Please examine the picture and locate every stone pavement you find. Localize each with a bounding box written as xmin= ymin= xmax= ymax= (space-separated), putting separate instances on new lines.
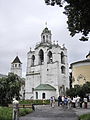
xmin=20 ymin=104 xmax=78 ymax=120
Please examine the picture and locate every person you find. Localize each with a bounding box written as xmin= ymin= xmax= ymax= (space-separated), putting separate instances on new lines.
xmin=72 ymin=97 xmax=76 ymax=108
xmin=52 ymin=96 xmax=55 ymax=107
xmin=76 ymin=95 xmax=80 ymax=108
xmin=67 ymin=96 xmax=71 ymax=109
xmin=79 ymin=97 xmax=83 ymax=108
xmin=64 ymin=96 xmax=68 ymax=107
xmin=12 ymin=98 xmax=19 ymax=120
xmin=62 ymin=95 xmax=65 ymax=108
xmin=50 ymin=96 xmax=53 ymax=107
xmin=83 ymin=96 xmax=88 ymax=109
xmin=58 ymin=96 xmax=62 ymax=106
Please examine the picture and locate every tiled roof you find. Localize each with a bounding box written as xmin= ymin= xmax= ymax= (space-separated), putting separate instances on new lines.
xmin=12 ymin=56 xmax=22 ymax=64
xmin=34 ymin=84 xmax=56 ymax=91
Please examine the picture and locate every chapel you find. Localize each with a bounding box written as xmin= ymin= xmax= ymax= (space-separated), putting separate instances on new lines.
xmin=25 ymin=26 xmax=69 ymax=100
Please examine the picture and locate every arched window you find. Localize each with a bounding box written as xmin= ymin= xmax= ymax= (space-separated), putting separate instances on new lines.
xmin=61 ymin=66 xmax=65 ymax=74
xmin=43 ymin=36 xmax=45 ymax=42
xmin=39 ymin=49 xmax=44 ymax=65
xmin=47 ymin=51 xmax=52 ymax=63
xmin=31 ymin=55 xmax=35 ymax=66
xmin=19 ymin=64 xmax=21 ymax=67
xmin=61 ymin=52 xmax=65 ymax=64
xmin=42 ymin=93 xmax=45 ymax=99
xmin=36 ymin=92 xmax=38 ymax=99
xmin=15 ymin=64 xmax=17 ymax=67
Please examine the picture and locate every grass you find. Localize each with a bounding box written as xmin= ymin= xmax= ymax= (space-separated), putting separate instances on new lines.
xmin=79 ymin=113 xmax=90 ymax=120
xmin=0 ymin=106 xmax=33 ymax=120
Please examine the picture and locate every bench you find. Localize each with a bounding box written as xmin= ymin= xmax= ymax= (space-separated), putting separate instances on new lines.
xmin=8 ymin=104 xmax=35 ymax=110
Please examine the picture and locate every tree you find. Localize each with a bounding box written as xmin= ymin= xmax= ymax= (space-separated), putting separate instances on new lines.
xmin=44 ymin=0 xmax=90 ymax=41
xmin=66 ymin=82 xmax=90 ymax=98
xmin=0 ymin=73 xmax=21 ymax=106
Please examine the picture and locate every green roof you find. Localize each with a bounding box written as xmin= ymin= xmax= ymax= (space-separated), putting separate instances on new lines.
xmin=34 ymin=84 xmax=56 ymax=91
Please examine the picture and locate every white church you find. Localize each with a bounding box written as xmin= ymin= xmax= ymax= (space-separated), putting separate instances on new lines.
xmin=25 ymin=26 xmax=69 ymax=100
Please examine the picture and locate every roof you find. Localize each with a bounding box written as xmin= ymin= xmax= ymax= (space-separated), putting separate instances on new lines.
xmin=86 ymin=51 xmax=90 ymax=58
xmin=12 ymin=56 xmax=22 ymax=64
xmin=34 ymin=84 xmax=56 ymax=91
xmin=70 ymin=59 xmax=90 ymax=68
xmin=41 ymin=27 xmax=51 ymax=34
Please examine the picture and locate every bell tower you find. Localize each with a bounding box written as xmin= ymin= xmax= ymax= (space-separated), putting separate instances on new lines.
xmin=41 ymin=24 xmax=52 ymax=44
xmin=11 ymin=56 xmax=22 ymax=77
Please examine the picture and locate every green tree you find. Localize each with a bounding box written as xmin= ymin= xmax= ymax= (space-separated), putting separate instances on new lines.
xmin=44 ymin=0 xmax=90 ymax=41
xmin=0 ymin=73 xmax=21 ymax=106
xmin=66 ymin=82 xmax=90 ymax=98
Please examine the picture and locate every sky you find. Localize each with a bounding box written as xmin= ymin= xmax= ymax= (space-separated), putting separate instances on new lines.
xmin=0 ymin=0 xmax=90 ymax=77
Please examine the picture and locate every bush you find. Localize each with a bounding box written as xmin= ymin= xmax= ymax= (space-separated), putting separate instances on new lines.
xmin=20 ymin=99 xmax=50 ymax=105
xmin=19 ymin=108 xmax=32 ymax=116
xmin=79 ymin=114 xmax=90 ymax=120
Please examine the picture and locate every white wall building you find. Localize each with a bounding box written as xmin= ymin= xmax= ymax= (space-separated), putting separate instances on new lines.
xmin=25 ymin=27 xmax=69 ymax=100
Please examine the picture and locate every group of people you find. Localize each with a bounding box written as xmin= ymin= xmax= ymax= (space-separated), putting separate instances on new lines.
xmin=50 ymin=95 xmax=88 ymax=109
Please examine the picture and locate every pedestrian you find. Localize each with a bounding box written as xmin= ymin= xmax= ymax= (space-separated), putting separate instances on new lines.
xmin=79 ymin=97 xmax=83 ymax=108
xmin=64 ymin=96 xmax=68 ymax=107
xmin=52 ymin=96 xmax=55 ymax=107
xmin=83 ymin=96 xmax=88 ymax=109
xmin=67 ymin=96 xmax=71 ymax=109
xmin=62 ymin=95 xmax=65 ymax=108
xmin=72 ymin=97 xmax=76 ymax=108
xmin=50 ymin=96 xmax=53 ymax=107
xmin=76 ymin=95 xmax=80 ymax=108
xmin=58 ymin=96 xmax=62 ymax=106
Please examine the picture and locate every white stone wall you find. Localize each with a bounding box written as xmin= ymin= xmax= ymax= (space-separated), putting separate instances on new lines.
xmin=34 ymin=90 xmax=56 ymax=100
xmin=25 ymin=28 xmax=69 ymax=100
xmin=11 ymin=63 xmax=22 ymax=77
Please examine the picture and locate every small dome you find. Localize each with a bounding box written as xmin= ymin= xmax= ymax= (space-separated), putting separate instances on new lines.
xmin=42 ymin=27 xmax=51 ymax=34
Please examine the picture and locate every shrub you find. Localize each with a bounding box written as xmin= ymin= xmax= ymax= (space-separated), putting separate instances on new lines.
xmin=19 ymin=108 xmax=32 ymax=116
xmin=20 ymin=99 xmax=50 ymax=105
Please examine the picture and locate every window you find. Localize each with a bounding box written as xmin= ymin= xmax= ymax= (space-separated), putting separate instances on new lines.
xmin=47 ymin=51 xmax=52 ymax=63
xmin=42 ymin=93 xmax=45 ymax=99
xmin=36 ymin=92 xmax=38 ymax=99
xmin=43 ymin=36 xmax=45 ymax=42
xmin=61 ymin=66 xmax=65 ymax=74
xmin=19 ymin=64 xmax=21 ymax=67
xmin=61 ymin=52 xmax=65 ymax=64
xmin=31 ymin=55 xmax=35 ymax=66
xmin=39 ymin=49 xmax=44 ymax=65
xmin=15 ymin=64 xmax=17 ymax=67
xmin=46 ymin=35 xmax=48 ymax=38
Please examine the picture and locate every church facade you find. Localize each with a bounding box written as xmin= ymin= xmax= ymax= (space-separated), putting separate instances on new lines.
xmin=25 ymin=27 xmax=69 ymax=100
